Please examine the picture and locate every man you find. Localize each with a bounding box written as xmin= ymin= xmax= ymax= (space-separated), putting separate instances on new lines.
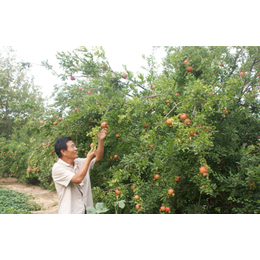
xmin=52 ymin=128 xmax=108 ymax=214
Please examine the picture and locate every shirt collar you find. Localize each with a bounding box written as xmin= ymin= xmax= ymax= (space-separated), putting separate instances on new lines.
xmin=57 ymin=158 xmax=78 ymax=168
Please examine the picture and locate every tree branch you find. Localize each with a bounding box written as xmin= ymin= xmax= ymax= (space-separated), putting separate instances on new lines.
xmin=110 ymin=69 xmax=148 ymax=91
xmin=228 ymin=48 xmax=243 ymax=77
xmin=191 ymin=105 xmax=197 ymax=117
xmin=155 ymin=101 xmax=185 ymax=130
xmin=120 ymin=139 xmax=132 ymax=145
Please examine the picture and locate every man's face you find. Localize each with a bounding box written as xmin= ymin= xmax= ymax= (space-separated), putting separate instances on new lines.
xmin=63 ymin=140 xmax=78 ymax=160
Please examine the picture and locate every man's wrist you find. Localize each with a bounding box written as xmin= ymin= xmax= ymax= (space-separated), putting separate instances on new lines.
xmin=86 ymin=154 xmax=95 ymax=160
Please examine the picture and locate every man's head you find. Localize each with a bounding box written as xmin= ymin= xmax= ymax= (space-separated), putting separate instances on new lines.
xmin=55 ymin=137 xmax=78 ymax=160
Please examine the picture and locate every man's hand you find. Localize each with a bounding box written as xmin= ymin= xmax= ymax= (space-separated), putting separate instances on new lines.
xmin=94 ymin=128 xmax=108 ymax=162
xmin=71 ymin=147 xmax=96 ymax=184
xmin=98 ymin=128 xmax=108 ymax=140
xmin=87 ymin=147 xmax=96 ymax=160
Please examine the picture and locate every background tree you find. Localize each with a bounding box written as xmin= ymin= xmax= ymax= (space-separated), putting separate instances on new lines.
xmin=0 ymin=47 xmax=46 ymax=181
xmin=0 ymin=47 xmax=45 ymax=138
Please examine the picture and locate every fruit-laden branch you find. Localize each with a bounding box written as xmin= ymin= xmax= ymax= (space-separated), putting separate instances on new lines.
xmin=155 ymin=101 xmax=185 ymax=131
xmin=164 ymin=101 xmax=185 ymax=119
xmin=110 ymin=69 xmax=148 ymax=91
xmin=95 ymin=183 xmax=136 ymax=196
xmin=34 ymin=60 xmax=148 ymax=95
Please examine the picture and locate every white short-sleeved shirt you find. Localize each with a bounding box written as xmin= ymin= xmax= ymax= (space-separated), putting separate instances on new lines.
xmin=52 ymin=157 xmax=96 ymax=214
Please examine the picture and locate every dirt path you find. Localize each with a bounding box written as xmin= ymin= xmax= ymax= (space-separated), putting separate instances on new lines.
xmin=0 ymin=177 xmax=59 ymax=214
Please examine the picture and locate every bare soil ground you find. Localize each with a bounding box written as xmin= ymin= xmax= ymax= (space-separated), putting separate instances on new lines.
xmin=0 ymin=177 xmax=58 ymax=214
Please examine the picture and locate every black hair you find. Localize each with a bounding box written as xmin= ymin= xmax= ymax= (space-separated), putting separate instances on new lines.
xmin=55 ymin=137 xmax=71 ymax=158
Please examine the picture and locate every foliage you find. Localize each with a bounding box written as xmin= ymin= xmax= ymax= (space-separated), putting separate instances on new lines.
xmin=87 ymin=202 xmax=109 ymax=214
xmin=0 ymin=186 xmax=42 ymax=214
xmin=1 ymin=46 xmax=260 ymax=213
xmin=0 ymin=47 xmax=45 ymax=139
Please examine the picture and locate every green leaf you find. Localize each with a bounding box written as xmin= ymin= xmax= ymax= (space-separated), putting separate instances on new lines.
xmin=95 ymin=202 xmax=109 ymax=213
xmin=118 ymin=200 xmax=126 ymax=209
xmin=86 ymin=206 xmax=97 ymax=214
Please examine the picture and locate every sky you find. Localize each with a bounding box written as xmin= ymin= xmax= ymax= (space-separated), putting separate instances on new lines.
xmin=13 ymin=46 xmax=166 ymax=102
